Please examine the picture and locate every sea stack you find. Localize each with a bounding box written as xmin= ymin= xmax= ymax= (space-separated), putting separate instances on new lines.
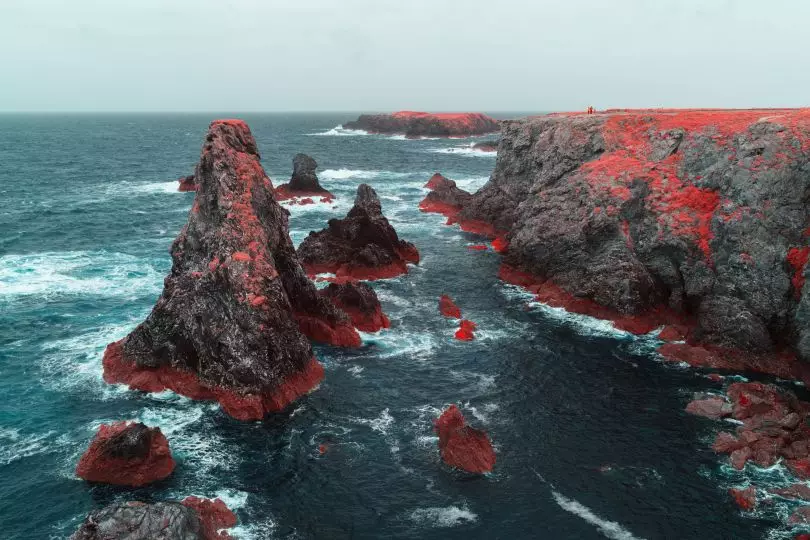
xmin=319 ymin=281 xmax=390 ymax=333
xmin=297 ymin=184 xmax=420 ymax=280
xmin=274 ymin=153 xmax=335 ymax=203
xmin=76 ymin=422 xmax=175 ymax=486
xmin=70 ymin=498 xmax=236 ymax=540
xmin=435 ymin=405 xmax=495 ymax=473
xmin=343 ymin=111 xmax=500 ymax=138
xmin=103 ymin=119 xmax=360 ymax=421
xmin=426 ymin=109 xmax=810 ymax=380
xmin=177 ymin=174 xmax=197 ymax=192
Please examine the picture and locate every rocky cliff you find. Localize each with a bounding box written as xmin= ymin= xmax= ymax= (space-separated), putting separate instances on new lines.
xmin=429 ymin=109 xmax=810 ymax=380
xmin=103 ymin=119 xmax=360 ymax=421
xmin=343 ymin=111 xmax=500 ymax=138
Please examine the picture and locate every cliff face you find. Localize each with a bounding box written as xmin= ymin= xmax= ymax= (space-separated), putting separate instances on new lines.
xmin=343 ymin=111 xmax=500 ymax=138
xmin=452 ymin=110 xmax=810 ymax=373
xmin=103 ymin=120 xmax=359 ymax=420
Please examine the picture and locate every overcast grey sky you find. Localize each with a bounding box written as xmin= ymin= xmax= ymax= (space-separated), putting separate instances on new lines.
xmin=1 ymin=0 xmax=808 ymax=112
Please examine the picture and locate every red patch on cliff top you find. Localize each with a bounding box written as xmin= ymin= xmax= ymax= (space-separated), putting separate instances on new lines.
xmin=787 ymin=247 xmax=810 ymax=299
xmin=103 ymin=340 xmax=325 ymax=421
xmin=181 ymin=497 xmax=237 ymax=540
xmin=434 ymin=405 xmax=495 ymax=473
xmin=75 ymin=422 xmax=175 ymax=487
xmin=439 ymin=295 xmax=462 ymax=319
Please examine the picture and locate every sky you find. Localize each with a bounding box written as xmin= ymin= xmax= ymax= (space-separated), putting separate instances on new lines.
xmin=1 ymin=0 xmax=808 ymax=112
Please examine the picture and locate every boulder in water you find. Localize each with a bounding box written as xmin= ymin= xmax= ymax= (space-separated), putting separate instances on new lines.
xmin=434 ymin=404 xmax=495 ymax=473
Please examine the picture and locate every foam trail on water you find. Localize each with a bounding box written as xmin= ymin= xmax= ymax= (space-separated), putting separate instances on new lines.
xmin=429 ymin=143 xmax=497 ymax=157
xmin=320 ymin=169 xmax=412 ymax=181
xmin=309 ymin=125 xmax=368 ymax=137
xmin=409 ymin=506 xmax=478 ymax=528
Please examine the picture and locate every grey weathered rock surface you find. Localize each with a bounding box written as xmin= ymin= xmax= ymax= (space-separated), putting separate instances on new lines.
xmin=70 ymin=502 xmax=203 ymax=540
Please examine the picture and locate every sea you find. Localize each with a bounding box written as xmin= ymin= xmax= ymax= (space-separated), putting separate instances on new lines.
xmin=0 ymin=113 xmax=802 ymax=539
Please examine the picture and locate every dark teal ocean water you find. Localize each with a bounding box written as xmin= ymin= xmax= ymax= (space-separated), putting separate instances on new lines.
xmin=0 ymin=114 xmax=794 ymax=539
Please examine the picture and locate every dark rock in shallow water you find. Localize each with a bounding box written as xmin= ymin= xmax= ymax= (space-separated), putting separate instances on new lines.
xmin=70 ymin=498 xmax=236 ymax=540
xmin=274 ymin=153 xmax=334 ymax=202
xmin=435 ymin=405 xmax=495 ymax=473
xmin=103 ymin=119 xmax=360 ymax=421
xmin=75 ymin=422 xmax=174 ymax=486
xmin=430 ymin=109 xmax=810 ymax=378
xmin=343 ymin=111 xmax=500 ymax=138
xmin=297 ymin=184 xmax=419 ymax=280
xmin=177 ymin=175 xmax=197 ymax=192
xmin=319 ymin=281 xmax=390 ymax=333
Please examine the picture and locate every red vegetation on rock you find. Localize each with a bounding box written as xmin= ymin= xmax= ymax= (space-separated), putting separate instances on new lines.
xmin=181 ymin=497 xmax=237 ymax=540
xmin=491 ymin=236 xmax=509 ymax=254
xmin=467 ymin=244 xmax=488 ymax=251
xmin=76 ymin=422 xmax=175 ymax=487
xmin=434 ymin=405 xmax=495 ymax=473
xmin=344 ymin=112 xmax=500 ymax=138
xmin=729 ymin=487 xmax=757 ymax=511
xmin=788 ymin=247 xmax=810 ymax=299
xmin=439 ymin=295 xmax=462 ymax=319
xmin=104 ymin=341 xmax=325 ymax=421
xmin=319 ymin=281 xmax=390 ymax=333
xmin=455 ymin=320 xmax=477 ymax=341
xmin=177 ymin=175 xmax=197 ymax=192
xmin=293 ymin=314 xmax=363 ymax=347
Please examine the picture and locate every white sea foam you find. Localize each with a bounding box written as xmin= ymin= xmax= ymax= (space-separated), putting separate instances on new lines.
xmin=347 ymin=365 xmax=365 ymax=378
xmin=0 ymin=251 xmax=164 ymax=301
xmin=116 ymin=181 xmax=182 ymax=195
xmin=452 ymin=175 xmax=491 ymax=192
xmin=0 ymin=427 xmax=57 ymax=466
xmin=551 ymin=491 xmax=644 ymax=540
xmin=409 ymin=505 xmax=478 ymax=528
xmin=309 ymin=125 xmax=369 ymax=137
xmin=429 ymin=143 xmax=497 ymax=157
xmin=348 ymin=408 xmax=395 ymax=435
xmin=228 ymin=519 xmax=278 ymax=540
xmin=319 ymin=168 xmax=412 ymax=181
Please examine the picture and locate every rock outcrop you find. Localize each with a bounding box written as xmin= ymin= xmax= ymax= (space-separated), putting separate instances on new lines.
xmin=70 ymin=498 xmax=236 ymax=540
xmin=297 ymin=184 xmax=419 ymax=280
xmin=103 ymin=120 xmax=360 ymax=421
xmin=319 ymin=281 xmax=390 ymax=333
xmin=472 ymin=140 xmax=499 ymax=153
xmin=454 ymin=319 xmax=477 ymax=341
xmin=343 ymin=111 xmax=500 ymax=138
xmin=433 ymin=109 xmax=810 ymax=379
xmin=178 ymin=175 xmax=197 ymax=192
xmin=434 ymin=405 xmax=495 ymax=473
xmin=420 ymin=173 xmax=503 ymax=239
xmin=439 ymin=295 xmax=462 ymax=319
xmin=274 ymin=153 xmax=334 ymax=203
xmin=76 ymin=422 xmax=175 ymax=486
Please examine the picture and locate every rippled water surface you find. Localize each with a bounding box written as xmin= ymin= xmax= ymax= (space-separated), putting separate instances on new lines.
xmin=0 ymin=114 xmax=787 ymax=539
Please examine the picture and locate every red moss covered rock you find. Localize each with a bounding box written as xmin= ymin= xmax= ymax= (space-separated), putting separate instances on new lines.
xmin=319 ymin=281 xmax=390 ymax=333
xmin=729 ymin=487 xmax=756 ymax=511
xmin=454 ymin=319 xmax=477 ymax=341
xmin=274 ymin=153 xmax=335 ymax=204
xmin=298 ymin=184 xmax=419 ymax=280
xmin=103 ymin=120 xmax=358 ymax=421
xmin=181 ymin=497 xmax=237 ymax=540
xmin=434 ymin=405 xmax=495 ymax=473
xmin=76 ymin=422 xmax=174 ymax=487
xmin=178 ymin=174 xmax=197 ymax=192
xmin=439 ymin=295 xmax=462 ymax=319
xmin=343 ymin=111 xmax=500 ymax=138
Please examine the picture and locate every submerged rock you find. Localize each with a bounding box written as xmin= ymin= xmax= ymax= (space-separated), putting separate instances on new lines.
xmin=434 ymin=405 xmax=495 ymax=473
xmin=439 ymin=294 xmax=462 ymax=319
xmin=729 ymin=487 xmax=757 ymax=511
xmin=427 ymin=109 xmax=810 ymax=378
xmin=274 ymin=153 xmax=334 ymax=203
xmin=177 ymin=175 xmax=197 ymax=192
xmin=103 ymin=120 xmax=360 ymax=421
xmin=319 ymin=281 xmax=390 ymax=333
xmin=297 ymin=184 xmax=419 ymax=280
xmin=343 ymin=111 xmax=500 ymax=138
xmin=70 ymin=497 xmax=236 ymax=540
xmin=76 ymin=422 xmax=174 ymax=486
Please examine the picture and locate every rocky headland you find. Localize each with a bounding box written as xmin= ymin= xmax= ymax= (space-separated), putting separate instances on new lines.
xmin=103 ymin=119 xmax=361 ymax=421
xmin=297 ymin=184 xmax=420 ymax=280
xmin=274 ymin=153 xmax=335 ymax=204
xmin=423 ymin=109 xmax=810 ymax=380
xmin=343 ymin=111 xmax=500 ymax=138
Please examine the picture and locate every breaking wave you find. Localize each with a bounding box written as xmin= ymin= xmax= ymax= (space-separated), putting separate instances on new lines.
xmin=551 ymin=491 xmax=644 ymax=540
xmin=409 ymin=505 xmax=478 ymax=528
xmin=309 ymin=125 xmax=369 ymax=137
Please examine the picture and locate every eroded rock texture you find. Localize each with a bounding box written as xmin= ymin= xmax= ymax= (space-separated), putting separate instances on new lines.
xmin=343 ymin=111 xmax=500 ymax=138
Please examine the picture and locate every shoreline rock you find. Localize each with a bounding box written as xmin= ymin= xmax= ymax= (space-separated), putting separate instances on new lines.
xmin=472 ymin=140 xmax=499 ymax=152
xmin=103 ymin=119 xmax=359 ymax=421
xmin=319 ymin=281 xmax=390 ymax=333
xmin=434 ymin=405 xmax=495 ymax=473
xmin=75 ymin=422 xmax=174 ymax=486
xmin=343 ymin=111 xmax=500 ymax=138
xmin=177 ymin=175 xmax=197 ymax=192
xmin=439 ymin=295 xmax=462 ymax=319
xmin=425 ymin=109 xmax=810 ymax=379
xmin=70 ymin=497 xmax=236 ymax=540
xmin=297 ymin=184 xmax=419 ymax=280
xmin=274 ymin=153 xmax=335 ymax=204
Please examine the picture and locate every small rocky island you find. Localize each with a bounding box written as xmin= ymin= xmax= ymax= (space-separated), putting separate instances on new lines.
xmin=343 ymin=111 xmax=500 ymax=138
xmin=274 ymin=153 xmax=335 ymax=204
xmin=297 ymin=183 xmax=420 ymax=280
